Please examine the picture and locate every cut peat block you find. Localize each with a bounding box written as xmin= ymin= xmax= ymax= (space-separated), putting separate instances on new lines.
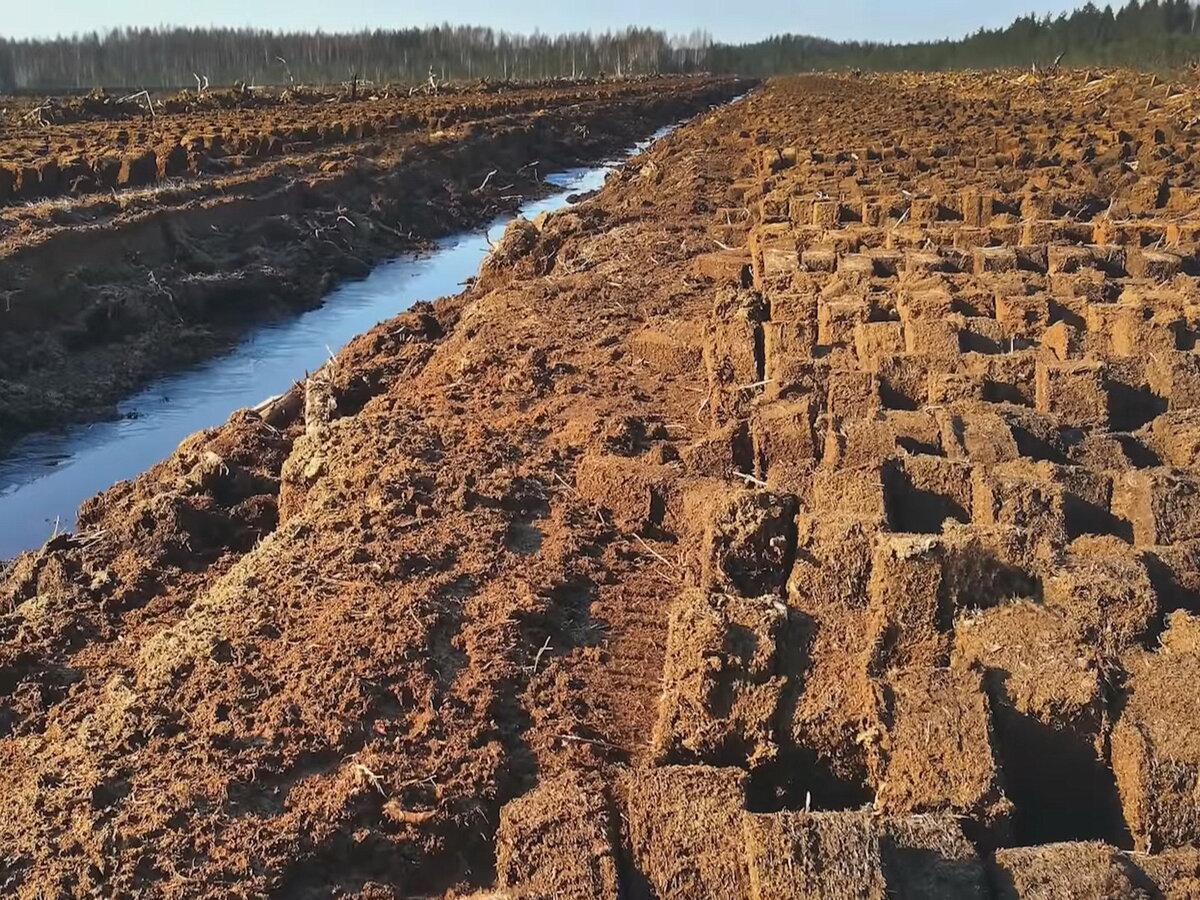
xmin=971 ymin=463 xmax=1068 ymax=558
xmin=1149 ymin=410 xmax=1200 ymax=469
xmin=854 ymin=321 xmax=906 ymax=365
xmin=865 ymin=534 xmax=952 ymax=672
xmin=1112 ymin=467 xmax=1200 ymax=546
xmin=751 ymin=398 xmax=819 ymax=485
xmin=706 ymin=291 xmax=765 ymax=422
xmin=1041 ymin=535 xmax=1159 ymax=657
xmin=835 ymin=411 xmax=942 ymax=470
xmin=628 ymin=321 xmax=704 ymax=375
xmin=692 ymin=249 xmax=753 ymax=286
xmin=973 ymin=458 xmax=1116 ymax=541
xmin=652 ymin=591 xmax=791 ymax=768
xmin=681 ymin=423 xmax=745 ymax=480
xmin=574 ymin=453 xmax=676 ymax=533
xmin=742 ymin=809 xmax=987 ymax=900
xmin=1144 ymin=539 xmax=1200 ymax=614
xmin=763 ymin=317 xmax=819 ymax=367
xmin=952 ymin=601 xmax=1129 ymax=846
xmin=827 ymin=368 xmax=883 ymax=420
xmin=938 ymin=521 xmax=1039 ymax=610
xmin=705 ymin=291 xmax=763 ymax=387
xmin=789 ymin=514 xmax=880 ymax=614
xmin=699 ymin=488 xmax=797 ymax=596
xmin=785 ymin=515 xmax=881 ymax=790
xmin=990 ymin=842 xmax=1153 ymax=900
xmin=953 ymin=602 xmax=1103 ymax=748
xmin=1134 ymin=846 xmax=1200 ymax=899
xmin=1035 ymin=359 xmax=1109 ymax=429
xmin=861 ymin=522 xmax=1038 ymax=667
xmin=872 ymin=666 xmax=1012 ymax=843
xmin=1112 ymin=612 xmax=1200 ymax=852
xmin=974 ymin=246 xmax=1018 ymax=275
xmin=810 ymin=465 xmax=891 ymax=524
xmin=495 ymin=772 xmax=620 ymax=899
xmin=620 ymin=765 xmax=749 ymax=900
xmin=882 ymin=454 xmax=973 ymax=534
xmin=937 ymin=407 xmax=1020 ymax=465
xmin=872 ymin=354 xmax=937 ymax=410
xmin=1148 ymin=351 xmax=1200 ymax=411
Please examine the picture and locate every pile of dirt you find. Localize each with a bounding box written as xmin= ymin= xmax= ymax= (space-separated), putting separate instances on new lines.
xmin=5 ymin=68 xmax=1200 ymax=897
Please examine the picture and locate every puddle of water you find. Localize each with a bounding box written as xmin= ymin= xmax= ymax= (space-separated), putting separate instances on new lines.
xmin=0 ymin=126 xmax=676 ymax=560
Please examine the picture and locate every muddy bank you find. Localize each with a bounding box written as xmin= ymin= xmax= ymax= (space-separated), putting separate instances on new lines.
xmin=0 ymin=75 xmax=748 ymax=450
xmin=0 ymin=153 xmax=660 ymax=560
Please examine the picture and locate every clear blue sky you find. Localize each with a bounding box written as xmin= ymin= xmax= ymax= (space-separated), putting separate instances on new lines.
xmin=7 ymin=1 xmax=1091 ymax=44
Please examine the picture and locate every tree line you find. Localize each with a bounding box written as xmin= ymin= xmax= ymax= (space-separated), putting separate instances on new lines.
xmin=710 ymin=0 xmax=1200 ymax=74
xmin=0 ymin=26 xmax=707 ymax=92
xmin=3 ymin=1 xmax=1200 ymax=93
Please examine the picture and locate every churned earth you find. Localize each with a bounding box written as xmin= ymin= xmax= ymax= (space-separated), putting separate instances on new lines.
xmin=6 ymin=69 xmax=1200 ymax=897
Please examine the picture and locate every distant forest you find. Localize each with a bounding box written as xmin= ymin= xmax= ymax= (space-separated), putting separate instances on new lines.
xmin=4 ymin=0 xmax=1200 ymax=92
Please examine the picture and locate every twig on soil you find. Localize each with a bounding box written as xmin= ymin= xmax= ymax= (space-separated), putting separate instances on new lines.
xmin=528 ymin=635 xmax=553 ymax=675
xmin=475 ymin=169 xmax=498 ymax=192
xmin=276 ymin=57 xmax=296 ymax=85
xmin=148 ymin=271 xmax=183 ymax=323
xmin=548 ymin=469 xmax=609 ymax=528
xmin=549 ymin=470 xmax=580 ymax=498
xmin=353 ymin=763 xmax=387 ymax=796
xmin=22 ymin=100 xmax=52 ymax=126
xmin=557 ymin=733 xmax=623 ymax=752
xmin=736 ymin=378 xmax=774 ymax=392
xmin=117 ymin=89 xmax=156 ymax=119
xmin=251 ymin=392 xmax=285 ymax=414
xmin=398 ymin=773 xmax=439 ymax=789
xmin=632 ymin=533 xmax=680 ymax=572
xmin=72 ymin=528 xmax=108 ymax=550
xmin=363 ymin=216 xmax=409 ymax=240
xmin=733 ymin=471 xmax=770 ymax=488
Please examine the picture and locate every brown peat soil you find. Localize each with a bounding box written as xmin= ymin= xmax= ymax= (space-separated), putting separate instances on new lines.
xmin=5 ymin=70 xmax=1200 ymax=898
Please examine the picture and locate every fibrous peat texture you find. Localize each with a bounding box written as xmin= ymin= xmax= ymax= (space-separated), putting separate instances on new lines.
xmin=8 ymin=68 xmax=1200 ymax=897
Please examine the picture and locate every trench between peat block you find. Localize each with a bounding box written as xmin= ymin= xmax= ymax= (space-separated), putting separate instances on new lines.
xmin=0 ymin=120 xmax=691 ymax=560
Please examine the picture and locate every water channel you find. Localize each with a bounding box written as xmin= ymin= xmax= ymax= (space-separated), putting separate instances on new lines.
xmin=0 ymin=124 xmax=679 ymax=559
